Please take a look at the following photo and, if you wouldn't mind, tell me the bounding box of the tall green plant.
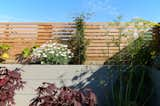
[106,18,157,106]
[69,14,88,64]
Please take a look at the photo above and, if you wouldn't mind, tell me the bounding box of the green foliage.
[0,44,10,54]
[105,17,156,106]
[152,23,160,52]
[16,45,39,64]
[22,45,39,58]
[131,18,158,27]
[68,14,88,64]
[105,17,157,65]
[113,66,153,106]
[40,53,69,64]
[22,48,31,58]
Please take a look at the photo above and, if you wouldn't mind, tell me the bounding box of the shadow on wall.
[69,39,140,106]
[70,65,121,106]
[68,40,137,105]
[69,36,155,106]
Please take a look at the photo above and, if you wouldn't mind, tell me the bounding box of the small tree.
[0,67,25,106]
[29,83,97,106]
[68,14,88,64]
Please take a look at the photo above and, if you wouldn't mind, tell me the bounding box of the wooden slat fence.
[0,22,151,64]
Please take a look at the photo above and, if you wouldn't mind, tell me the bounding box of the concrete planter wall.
[0,64,159,106]
[0,64,115,106]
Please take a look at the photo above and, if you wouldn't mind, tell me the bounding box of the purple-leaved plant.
[0,67,25,106]
[29,82,97,106]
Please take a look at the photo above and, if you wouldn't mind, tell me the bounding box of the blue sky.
[0,0,159,22]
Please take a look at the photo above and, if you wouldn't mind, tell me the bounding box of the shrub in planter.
[16,45,39,64]
[0,67,25,106]
[30,41,73,64]
[29,83,97,106]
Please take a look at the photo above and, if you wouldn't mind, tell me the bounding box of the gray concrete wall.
[0,65,159,106]
[0,65,112,106]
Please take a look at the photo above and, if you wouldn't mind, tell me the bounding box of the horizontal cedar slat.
[87,54,109,57]
[86,49,120,54]
[0,30,52,33]
[85,30,119,33]
[0,25,38,28]
[87,46,126,50]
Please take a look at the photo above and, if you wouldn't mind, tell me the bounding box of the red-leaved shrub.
[29,82,97,106]
[0,67,25,106]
